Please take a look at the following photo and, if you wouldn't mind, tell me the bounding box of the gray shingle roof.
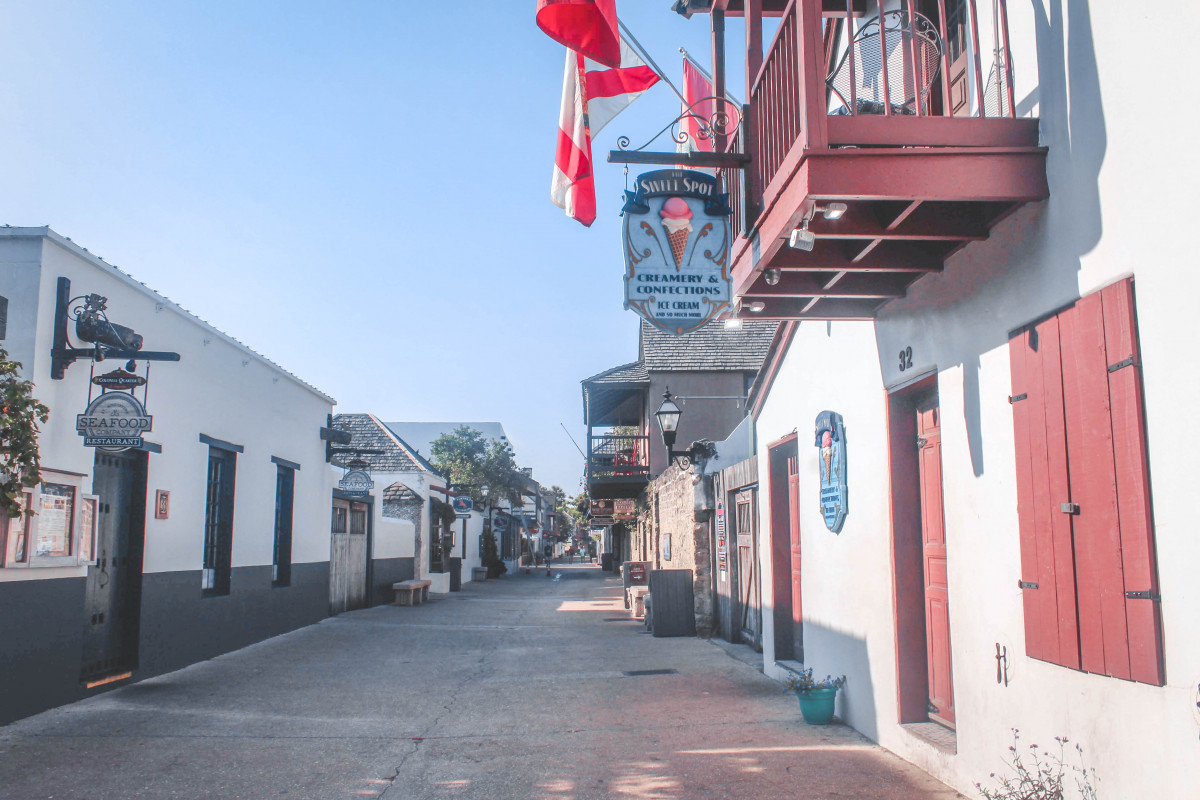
[383,482,422,503]
[581,361,649,386]
[331,414,431,473]
[639,320,778,372]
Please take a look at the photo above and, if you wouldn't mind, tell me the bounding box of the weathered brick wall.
[633,463,714,637]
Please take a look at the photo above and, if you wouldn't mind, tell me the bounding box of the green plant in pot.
[783,667,846,725]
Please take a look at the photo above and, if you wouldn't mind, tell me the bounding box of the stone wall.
[633,462,714,637]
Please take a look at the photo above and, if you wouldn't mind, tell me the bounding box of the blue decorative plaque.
[814,411,847,533]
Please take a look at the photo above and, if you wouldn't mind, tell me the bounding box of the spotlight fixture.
[723,316,743,330]
[746,301,766,313]
[816,201,848,220]
[763,268,782,286]
[788,221,815,252]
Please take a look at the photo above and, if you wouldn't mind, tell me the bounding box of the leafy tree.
[1,345,50,520]
[429,426,526,510]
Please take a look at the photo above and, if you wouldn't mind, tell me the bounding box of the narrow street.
[0,564,960,800]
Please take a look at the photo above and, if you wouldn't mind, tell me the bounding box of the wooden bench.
[471,566,488,581]
[392,579,432,606]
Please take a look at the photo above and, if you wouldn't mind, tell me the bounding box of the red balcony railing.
[739,0,1024,228]
[587,434,650,483]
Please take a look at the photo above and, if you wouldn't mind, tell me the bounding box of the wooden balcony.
[707,0,1047,320]
[587,434,651,499]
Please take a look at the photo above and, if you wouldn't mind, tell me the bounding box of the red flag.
[536,0,621,69]
[552,40,660,227]
[681,58,716,154]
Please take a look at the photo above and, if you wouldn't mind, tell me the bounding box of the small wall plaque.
[155,490,170,520]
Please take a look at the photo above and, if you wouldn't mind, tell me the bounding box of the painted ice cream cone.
[659,197,694,269]
[821,431,833,481]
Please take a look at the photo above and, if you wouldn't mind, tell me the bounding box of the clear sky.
[0,1,757,494]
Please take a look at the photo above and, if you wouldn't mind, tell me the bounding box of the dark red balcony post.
[745,0,763,218]
[935,0,952,116]
[712,6,728,152]
[797,0,828,147]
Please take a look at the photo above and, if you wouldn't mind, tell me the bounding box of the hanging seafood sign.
[622,169,732,335]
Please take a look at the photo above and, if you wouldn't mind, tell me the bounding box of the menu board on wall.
[36,484,74,557]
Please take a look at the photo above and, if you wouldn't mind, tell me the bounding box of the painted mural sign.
[815,410,848,533]
[622,169,732,335]
[76,392,152,451]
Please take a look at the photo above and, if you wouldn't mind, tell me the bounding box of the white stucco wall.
[1,229,336,584]
[751,3,1200,796]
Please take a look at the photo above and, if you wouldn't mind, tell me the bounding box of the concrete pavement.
[0,562,962,799]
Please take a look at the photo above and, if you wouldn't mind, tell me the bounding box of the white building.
[0,227,337,724]
[666,0,1200,796]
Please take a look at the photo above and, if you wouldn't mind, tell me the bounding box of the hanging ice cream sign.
[622,169,732,335]
[814,410,848,533]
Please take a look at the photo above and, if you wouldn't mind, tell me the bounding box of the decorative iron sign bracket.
[50,278,181,380]
[608,98,749,170]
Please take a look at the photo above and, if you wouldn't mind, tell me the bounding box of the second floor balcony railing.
[587,434,650,482]
[720,0,1033,241]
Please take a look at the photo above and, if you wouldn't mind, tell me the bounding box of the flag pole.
[617,19,687,106]
[678,48,743,106]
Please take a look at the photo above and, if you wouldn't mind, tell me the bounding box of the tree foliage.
[429,426,526,510]
[1,345,50,520]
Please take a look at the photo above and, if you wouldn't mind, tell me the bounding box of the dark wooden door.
[330,498,369,614]
[81,450,147,681]
[735,488,761,649]
[787,454,803,661]
[917,400,955,726]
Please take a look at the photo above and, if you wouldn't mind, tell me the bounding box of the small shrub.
[975,729,1098,800]
[781,667,846,697]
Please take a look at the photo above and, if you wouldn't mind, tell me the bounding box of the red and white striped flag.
[551,38,660,227]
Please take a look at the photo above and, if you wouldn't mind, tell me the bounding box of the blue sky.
[0,1,757,493]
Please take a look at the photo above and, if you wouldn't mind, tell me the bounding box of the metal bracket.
[1018,580,1039,590]
[1008,393,1028,404]
[1125,590,1160,600]
[926,699,939,714]
[1060,502,1080,515]
[916,437,928,449]
[1107,356,1136,373]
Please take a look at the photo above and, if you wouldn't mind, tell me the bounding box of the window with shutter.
[1008,277,1163,685]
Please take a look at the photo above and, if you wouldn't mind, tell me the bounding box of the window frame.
[201,444,238,596]
[271,463,296,588]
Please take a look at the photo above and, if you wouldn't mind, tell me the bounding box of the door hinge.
[1018,580,1039,590]
[1107,356,1136,373]
[1008,393,1028,404]
[926,699,939,714]
[1060,502,1080,515]
[1125,590,1160,600]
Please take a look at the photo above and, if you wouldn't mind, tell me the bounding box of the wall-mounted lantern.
[50,278,180,379]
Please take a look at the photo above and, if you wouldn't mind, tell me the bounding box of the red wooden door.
[787,454,802,657]
[917,401,955,726]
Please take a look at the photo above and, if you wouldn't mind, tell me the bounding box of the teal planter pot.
[796,688,838,725]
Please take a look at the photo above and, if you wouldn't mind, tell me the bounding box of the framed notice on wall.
[155,490,170,520]
[36,484,75,558]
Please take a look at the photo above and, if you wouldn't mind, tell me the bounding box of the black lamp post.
[655,388,692,469]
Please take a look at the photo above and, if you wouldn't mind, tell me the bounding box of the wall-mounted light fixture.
[746,301,766,313]
[763,268,782,286]
[815,201,847,220]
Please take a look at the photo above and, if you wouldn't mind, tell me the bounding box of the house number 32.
[898,346,914,371]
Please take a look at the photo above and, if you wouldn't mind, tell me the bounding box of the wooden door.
[787,453,803,661]
[917,400,955,726]
[735,488,761,649]
[329,498,369,614]
[81,450,147,681]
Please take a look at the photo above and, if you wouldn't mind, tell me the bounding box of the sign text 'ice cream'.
[621,169,732,335]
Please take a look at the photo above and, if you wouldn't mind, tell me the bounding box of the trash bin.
[648,569,695,637]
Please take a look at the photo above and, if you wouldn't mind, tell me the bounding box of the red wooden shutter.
[1060,292,1131,679]
[1100,279,1164,685]
[1009,316,1079,669]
